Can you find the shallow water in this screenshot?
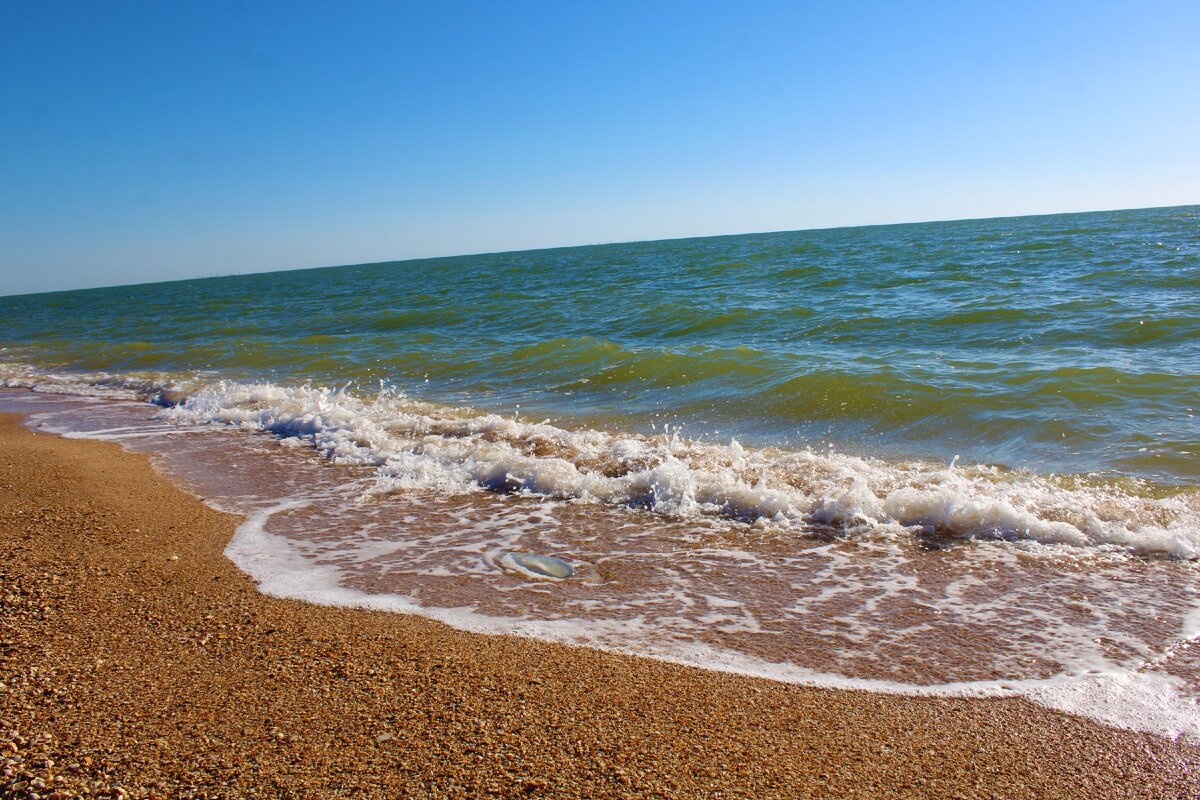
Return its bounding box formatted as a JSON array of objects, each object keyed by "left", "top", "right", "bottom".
[{"left": 2, "top": 205, "right": 1199, "bottom": 738}]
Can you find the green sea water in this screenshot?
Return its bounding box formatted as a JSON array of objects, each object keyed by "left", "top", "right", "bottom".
[
  {"left": 2, "top": 204, "right": 1198, "bottom": 483},
  {"left": 5, "top": 207, "right": 1200, "bottom": 736}
]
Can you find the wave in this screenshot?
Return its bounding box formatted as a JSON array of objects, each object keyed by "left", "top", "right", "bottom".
[{"left": 4, "top": 362, "right": 1197, "bottom": 559}]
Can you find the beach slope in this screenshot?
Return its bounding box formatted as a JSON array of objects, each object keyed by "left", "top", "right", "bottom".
[{"left": 1, "top": 414, "right": 1197, "bottom": 799}]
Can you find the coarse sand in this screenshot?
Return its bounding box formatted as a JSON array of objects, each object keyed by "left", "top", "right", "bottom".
[{"left": 1, "top": 414, "right": 1197, "bottom": 799}]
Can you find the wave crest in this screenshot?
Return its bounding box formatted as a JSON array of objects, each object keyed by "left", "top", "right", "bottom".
[{"left": 157, "top": 379, "right": 1200, "bottom": 559}]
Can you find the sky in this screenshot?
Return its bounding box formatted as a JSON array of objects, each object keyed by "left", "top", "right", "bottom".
[{"left": 1, "top": 1, "right": 1198, "bottom": 296}]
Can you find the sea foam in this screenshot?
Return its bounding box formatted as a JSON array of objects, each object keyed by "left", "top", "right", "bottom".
[
  {"left": 152, "top": 378, "right": 1200, "bottom": 559},
  {"left": 223, "top": 499, "right": 1200, "bottom": 741},
  {"left": 5, "top": 363, "right": 1198, "bottom": 559}
]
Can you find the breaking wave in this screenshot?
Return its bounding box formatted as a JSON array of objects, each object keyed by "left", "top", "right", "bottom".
[{"left": 7, "top": 363, "right": 1194, "bottom": 559}]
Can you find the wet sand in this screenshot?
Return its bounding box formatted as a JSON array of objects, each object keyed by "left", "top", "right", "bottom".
[{"left": 1, "top": 414, "right": 1197, "bottom": 799}]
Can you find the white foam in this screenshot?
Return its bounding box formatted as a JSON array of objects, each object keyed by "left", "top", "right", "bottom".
[
  {"left": 148, "top": 378, "right": 1200, "bottom": 559},
  {"left": 1023, "top": 671, "right": 1199, "bottom": 740},
  {"left": 8, "top": 363, "right": 1198, "bottom": 557},
  {"left": 226, "top": 502, "right": 1200, "bottom": 740},
  {"left": 0, "top": 362, "right": 188, "bottom": 402}
]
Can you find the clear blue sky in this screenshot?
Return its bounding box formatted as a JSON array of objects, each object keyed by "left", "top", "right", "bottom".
[{"left": 2, "top": 1, "right": 1198, "bottom": 295}]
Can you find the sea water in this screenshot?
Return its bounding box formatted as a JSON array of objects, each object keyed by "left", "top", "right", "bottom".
[{"left": 2, "top": 205, "right": 1198, "bottom": 737}]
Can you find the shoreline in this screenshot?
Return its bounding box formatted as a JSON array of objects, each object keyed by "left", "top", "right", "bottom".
[{"left": 2, "top": 413, "right": 1198, "bottom": 799}]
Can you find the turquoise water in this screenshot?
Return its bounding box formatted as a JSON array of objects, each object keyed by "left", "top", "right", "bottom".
[{"left": 3, "top": 205, "right": 1198, "bottom": 483}]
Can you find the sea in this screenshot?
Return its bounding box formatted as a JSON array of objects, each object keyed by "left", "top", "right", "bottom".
[{"left": 2, "top": 205, "right": 1198, "bottom": 738}]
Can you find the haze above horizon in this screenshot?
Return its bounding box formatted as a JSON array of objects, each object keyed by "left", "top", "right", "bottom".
[{"left": 2, "top": 1, "right": 1198, "bottom": 296}]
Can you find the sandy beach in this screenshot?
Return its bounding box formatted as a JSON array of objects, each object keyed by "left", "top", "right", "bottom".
[{"left": 1, "top": 413, "right": 1197, "bottom": 799}]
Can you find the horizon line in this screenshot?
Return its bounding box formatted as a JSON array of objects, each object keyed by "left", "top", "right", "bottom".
[{"left": 2, "top": 201, "right": 1195, "bottom": 300}]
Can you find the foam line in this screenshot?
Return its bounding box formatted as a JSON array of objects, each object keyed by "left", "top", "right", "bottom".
[
  {"left": 154, "top": 378, "right": 1199, "bottom": 559},
  {"left": 228, "top": 503, "right": 1200, "bottom": 741}
]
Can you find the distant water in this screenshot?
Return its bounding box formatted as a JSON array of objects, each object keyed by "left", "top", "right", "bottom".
[
  {"left": 4, "top": 206, "right": 1199, "bottom": 482},
  {"left": 2, "top": 205, "right": 1199, "bottom": 738}
]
